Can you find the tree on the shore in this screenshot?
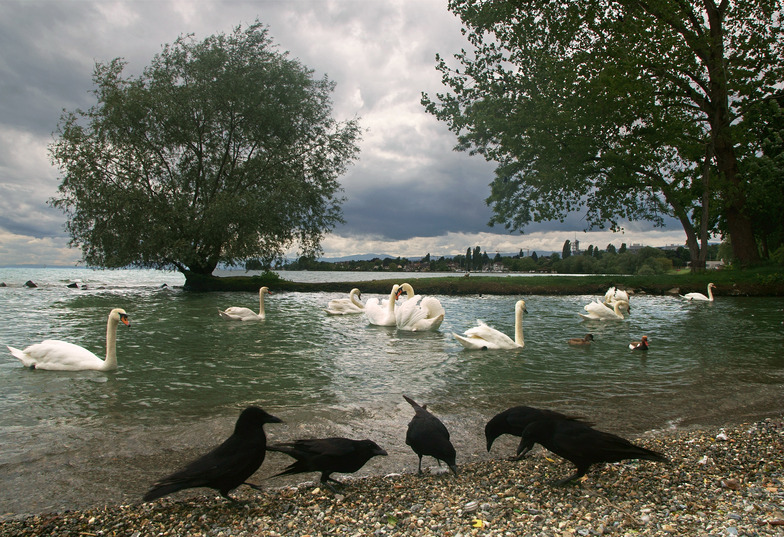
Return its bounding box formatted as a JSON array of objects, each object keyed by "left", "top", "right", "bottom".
[
  {"left": 49, "top": 22, "right": 361, "bottom": 276},
  {"left": 423, "top": 0, "right": 784, "bottom": 269}
]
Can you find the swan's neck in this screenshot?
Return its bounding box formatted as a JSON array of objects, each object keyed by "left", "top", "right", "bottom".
[
  {"left": 514, "top": 307, "right": 524, "bottom": 346},
  {"left": 402, "top": 284, "right": 415, "bottom": 300},
  {"left": 351, "top": 290, "right": 363, "bottom": 308},
  {"left": 103, "top": 317, "right": 119, "bottom": 370},
  {"left": 387, "top": 288, "right": 397, "bottom": 313},
  {"left": 259, "top": 291, "right": 266, "bottom": 316}
]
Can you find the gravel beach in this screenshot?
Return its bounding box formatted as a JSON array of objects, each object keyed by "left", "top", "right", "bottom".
[{"left": 1, "top": 417, "right": 782, "bottom": 537}]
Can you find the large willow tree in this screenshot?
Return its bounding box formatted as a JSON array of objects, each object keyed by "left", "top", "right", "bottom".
[
  {"left": 423, "top": 0, "right": 784, "bottom": 268},
  {"left": 50, "top": 22, "right": 361, "bottom": 276}
]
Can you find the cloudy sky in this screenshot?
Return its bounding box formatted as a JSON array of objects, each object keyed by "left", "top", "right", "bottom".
[{"left": 0, "top": 0, "right": 688, "bottom": 266}]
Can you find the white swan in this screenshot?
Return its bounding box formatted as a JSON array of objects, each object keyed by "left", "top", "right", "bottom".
[
  {"left": 325, "top": 288, "right": 364, "bottom": 315},
  {"left": 453, "top": 299, "right": 527, "bottom": 350},
  {"left": 218, "top": 287, "right": 271, "bottom": 321},
  {"left": 681, "top": 283, "right": 716, "bottom": 301},
  {"left": 579, "top": 299, "right": 629, "bottom": 320},
  {"left": 364, "top": 284, "right": 401, "bottom": 326},
  {"left": 395, "top": 282, "right": 445, "bottom": 332},
  {"left": 603, "top": 286, "right": 629, "bottom": 305},
  {"left": 6, "top": 308, "right": 130, "bottom": 371}
]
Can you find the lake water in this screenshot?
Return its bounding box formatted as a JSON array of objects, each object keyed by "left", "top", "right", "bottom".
[{"left": 0, "top": 267, "right": 782, "bottom": 515}]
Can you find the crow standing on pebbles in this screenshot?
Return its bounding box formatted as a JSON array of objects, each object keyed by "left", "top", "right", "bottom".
[
  {"left": 403, "top": 395, "right": 458, "bottom": 475},
  {"left": 267, "top": 437, "right": 387, "bottom": 491},
  {"left": 143, "top": 406, "right": 282, "bottom": 502},
  {"left": 520, "top": 418, "right": 667, "bottom": 485},
  {"left": 484, "top": 405, "right": 591, "bottom": 460}
]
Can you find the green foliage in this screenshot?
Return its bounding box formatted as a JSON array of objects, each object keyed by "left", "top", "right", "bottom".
[
  {"left": 424, "top": 0, "right": 784, "bottom": 267},
  {"left": 49, "top": 22, "right": 361, "bottom": 275}
]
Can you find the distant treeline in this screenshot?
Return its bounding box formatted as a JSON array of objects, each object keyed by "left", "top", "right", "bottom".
[{"left": 251, "top": 242, "right": 725, "bottom": 275}]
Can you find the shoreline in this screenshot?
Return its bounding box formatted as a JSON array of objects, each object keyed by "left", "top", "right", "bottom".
[
  {"left": 182, "top": 271, "right": 784, "bottom": 296},
  {"left": 2, "top": 416, "right": 782, "bottom": 536}
]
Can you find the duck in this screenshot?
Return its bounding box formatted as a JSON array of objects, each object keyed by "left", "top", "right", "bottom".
[
  {"left": 453, "top": 299, "right": 526, "bottom": 350},
  {"left": 568, "top": 334, "right": 594, "bottom": 346},
  {"left": 6, "top": 308, "right": 130, "bottom": 371},
  {"left": 325, "top": 288, "right": 364, "bottom": 315},
  {"left": 218, "top": 287, "right": 271, "bottom": 321},
  {"left": 629, "top": 335, "right": 649, "bottom": 351},
  {"left": 579, "top": 299, "right": 629, "bottom": 320},
  {"left": 395, "top": 283, "right": 445, "bottom": 332},
  {"left": 364, "top": 284, "right": 402, "bottom": 326},
  {"left": 681, "top": 283, "right": 716, "bottom": 301}
]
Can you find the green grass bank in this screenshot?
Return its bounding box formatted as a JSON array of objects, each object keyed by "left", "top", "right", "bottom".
[{"left": 183, "top": 265, "right": 784, "bottom": 296}]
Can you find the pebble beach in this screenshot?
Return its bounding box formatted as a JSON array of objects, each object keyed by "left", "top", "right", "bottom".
[{"left": 1, "top": 417, "right": 782, "bottom": 537}]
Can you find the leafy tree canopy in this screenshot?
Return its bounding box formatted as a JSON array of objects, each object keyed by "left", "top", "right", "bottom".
[
  {"left": 423, "top": 0, "right": 784, "bottom": 268},
  {"left": 50, "top": 22, "right": 361, "bottom": 275}
]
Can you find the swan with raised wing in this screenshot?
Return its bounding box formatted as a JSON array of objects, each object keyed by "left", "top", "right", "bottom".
[
  {"left": 395, "top": 282, "right": 445, "bottom": 332},
  {"left": 6, "top": 308, "right": 130, "bottom": 371},
  {"left": 603, "top": 286, "right": 629, "bottom": 305},
  {"left": 681, "top": 283, "right": 716, "bottom": 302},
  {"left": 579, "top": 299, "right": 629, "bottom": 320},
  {"left": 365, "top": 284, "right": 402, "bottom": 326},
  {"left": 218, "top": 287, "right": 271, "bottom": 321},
  {"left": 453, "top": 299, "right": 526, "bottom": 350},
  {"left": 325, "top": 288, "right": 364, "bottom": 315}
]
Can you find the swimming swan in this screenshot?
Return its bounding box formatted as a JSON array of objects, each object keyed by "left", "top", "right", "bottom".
[
  {"left": 218, "top": 287, "right": 271, "bottom": 321},
  {"left": 681, "top": 283, "right": 716, "bottom": 302},
  {"left": 325, "top": 288, "right": 364, "bottom": 315},
  {"left": 6, "top": 308, "right": 130, "bottom": 371},
  {"left": 395, "top": 283, "right": 445, "bottom": 332},
  {"left": 579, "top": 299, "right": 629, "bottom": 321},
  {"left": 453, "top": 300, "right": 526, "bottom": 350},
  {"left": 365, "top": 284, "right": 401, "bottom": 326}
]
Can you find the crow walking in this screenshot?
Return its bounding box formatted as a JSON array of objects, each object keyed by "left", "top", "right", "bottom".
[
  {"left": 403, "top": 395, "right": 457, "bottom": 475},
  {"left": 485, "top": 405, "right": 590, "bottom": 459},
  {"left": 143, "top": 406, "right": 282, "bottom": 501},
  {"left": 521, "top": 418, "right": 667, "bottom": 485},
  {"left": 267, "top": 437, "right": 387, "bottom": 491}
]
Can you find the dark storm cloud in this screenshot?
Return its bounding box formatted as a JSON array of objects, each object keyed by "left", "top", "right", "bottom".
[{"left": 0, "top": 1, "right": 686, "bottom": 264}]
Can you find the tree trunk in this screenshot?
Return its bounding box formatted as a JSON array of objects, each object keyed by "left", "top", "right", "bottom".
[{"left": 706, "top": 3, "right": 760, "bottom": 266}]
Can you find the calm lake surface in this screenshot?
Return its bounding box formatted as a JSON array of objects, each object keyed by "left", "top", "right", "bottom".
[{"left": 1, "top": 267, "right": 782, "bottom": 515}]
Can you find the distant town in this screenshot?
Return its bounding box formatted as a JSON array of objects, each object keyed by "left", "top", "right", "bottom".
[{"left": 258, "top": 240, "right": 725, "bottom": 275}]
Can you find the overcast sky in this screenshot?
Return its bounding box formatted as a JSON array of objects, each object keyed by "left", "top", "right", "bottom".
[{"left": 0, "top": 0, "right": 688, "bottom": 266}]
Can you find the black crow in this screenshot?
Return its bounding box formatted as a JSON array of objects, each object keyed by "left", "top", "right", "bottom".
[
  {"left": 403, "top": 395, "right": 457, "bottom": 475},
  {"left": 485, "top": 405, "right": 590, "bottom": 460},
  {"left": 267, "top": 437, "right": 387, "bottom": 491},
  {"left": 521, "top": 419, "right": 668, "bottom": 485},
  {"left": 143, "top": 406, "right": 282, "bottom": 501}
]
